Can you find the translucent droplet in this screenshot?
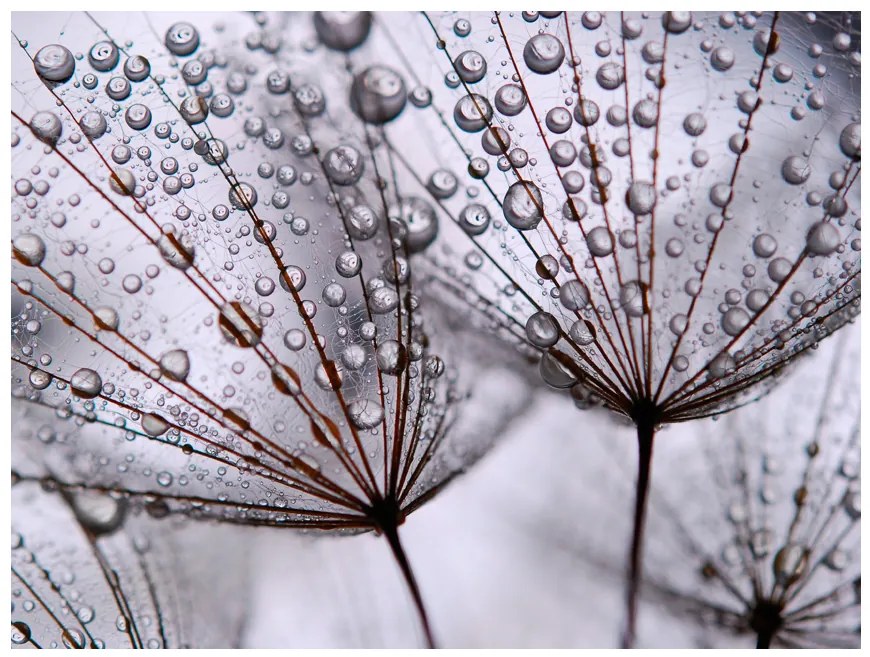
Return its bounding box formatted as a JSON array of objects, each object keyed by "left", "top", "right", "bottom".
[
  {"left": 12, "top": 233, "right": 46, "bottom": 267},
  {"left": 70, "top": 368, "right": 102, "bottom": 399},
  {"left": 494, "top": 84, "right": 526, "bottom": 116},
  {"left": 773, "top": 543, "right": 809, "bottom": 586},
  {"left": 110, "top": 168, "right": 136, "bottom": 196},
  {"left": 348, "top": 399, "right": 384, "bottom": 429},
  {"left": 539, "top": 352, "right": 577, "bottom": 389},
  {"left": 347, "top": 205, "right": 380, "bottom": 240},
  {"left": 376, "top": 340, "right": 408, "bottom": 375},
  {"left": 619, "top": 280, "right": 648, "bottom": 317},
  {"left": 626, "top": 181, "right": 656, "bottom": 215},
  {"left": 839, "top": 122, "right": 860, "bottom": 159},
  {"left": 34, "top": 44, "right": 75, "bottom": 82},
  {"left": 272, "top": 363, "right": 302, "bottom": 396},
  {"left": 559, "top": 280, "right": 590, "bottom": 310},
  {"left": 525, "top": 311, "right": 560, "bottom": 348},
  {"left": 350, "top": 65, "right": 407, "bottom": 124},
  {"left": 324, "top": 145, "right": 364, "bottom": 186},
  {"left": 586, "top": 226, "right": 615, "bottom": 257},
  {"left": 426, "top": 169, "right": 458, "bottom": 199},
  {"left": 781, "top": 156, "right": 811, "bottom": 185},
  {"left": 454, "top": 50, "right": 487, "bottom": 83},
  {"left": 313, "top": 11, "right": 372, "bottom": 51},
  {"left": 94, "top": 306, "right": 119, "bottom": 331},
  {"left": 806, "top": 222, "right": 840, "bottom": 256},
  {"left": 142, "top": 412, "right": 170, "bottom": 437},
  {"left": 165, "top": 22, "right": 200, "bottom": 56},
  {"left": 29, "top": 111, "right": 62, "bottom": 144},
  {"left": 79, "top": 111, "right": 108, "bottom": 139},
  {"left": 503, "top": 181, "right": 543, "bottom": 230},
  {"left": 394, "top": 197, "right": 438, "bottom": 253},
  {"left": 710, "top": 46, "right": 735, "bottom": 71},
  {"left": 159, "top": 349, "right": 190, "bottom": 382},
  {"left": 218, "top": 302, "right": 263, "bottom": 348},
  {"left": 721, "top": 307, "right": 750, "bottom": 336},
  {"left": 157, "top": 231, "right": 195, "bottom": 269},
  {"left": 523, "top": 34, "right": 565, "bottom": 74},
  {"left": 179, "top": 95, "right": 209, "bottom": 125},
  {"left": 753, "top": 233, "right": 777, "bottom": 258},
  {"left": 453, "top": 94, "right": 493, "bottom": 132}
]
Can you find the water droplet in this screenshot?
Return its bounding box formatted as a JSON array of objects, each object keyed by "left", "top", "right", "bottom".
[
  {"left": 350, "top": 65, "right": 407, "bottom": 124},
  {"left": 559, "top": 280, "right": 590, "bottom": 310},
  {"left": 626, "top": 181, "right": 656, "bottom": 215},
  {"left": 525, "top": 311, "right": 560, "bottom": 348},
  {"left": 619, "top": 280, "right": 648, "bottom": 317},
  {"left": 458, "top": 203, "right": 491, "bottom": 236},
  {"left": 324, "top": 145, "right": 364, "bottom": 186},
  {"left": 12, "top": 233, "right": 46, "bottom": 267},
  {"left": 142, "top": 412, "right": 170, "bottom": 437},
  {"left": 454, "top": 93, "right": 493, "bottom": 132},
  {"left": 394, "top": 197, "right": 438, "bottom": 253},
  {"left": 586, "top": 226, "right": 615, "bottom": 257},
  {"left": 313, "top": 11, "right": 372, "bottom": 51},
  {"left": 494, "top": 84, "right": 526, "bottom": 116},
  {"left": 781, "top": 156, "right": 811, "bottom": 185},
  {"left": 773, "top": 543, "right": 809, "bottom": 586},
  {"left": 523, "top": 33, "right": 565, "bottom": 74},
  {"left": 159, "top": 349, "right": 190, "bottom": 382},
  {"left": 218, "top": 302, "right": 263, "bottom": 348},
  {"left": 721, "top": 307, "right": 750, "bottom": 336},
  {"left": 710, "top": 46, "right": 735, "bottom": 71},
  {"left": 165, "top": 22, "right": 200, "bottom": 56},
  {"left": 29, "top": 111, "right": 62, "bottom": 144},
  {"left": 753, "top": 233, "right": 778, "bottom": 258},
  {"left": 503, "top": 181, "right": 543, "bottom": 230},
  {"left": 70, "top": 368, "right": 102, "bottom": 399},
  {"left": 33, "top": 44, "right": 75, "bottom": 82},
  {"left": 454, "top": 50, "right": 487, "bottom": 83},
  {"left": 806, "top": 222, "right": 840, "bottom": 256},
  {"left": 376, "top": 340, "right": 408, "bottom": 375},
  {"left": 348, "top": 398, "right": 384, "bottom": 429},
  {"left": 839, "top": 122, "right": 860, "bottom": 159}
]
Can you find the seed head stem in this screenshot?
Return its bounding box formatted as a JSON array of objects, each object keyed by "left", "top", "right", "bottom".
[
  {"left": 622, "top": 415, "right": 656, "bottom": 648},
  {"left": 382, "top": 522, "right": 437, "bottom": 649},
  {"left": 756, "top": 628, "right": 774, "bottom": 649}
]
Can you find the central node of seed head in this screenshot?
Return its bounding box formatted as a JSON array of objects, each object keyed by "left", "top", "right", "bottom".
[
  {"left": 749, "top": 599, "right": 783, "bottom": 638},
  {"left": 629, "top": 398, "right": 660, "bottom": 430},
  {"left": 367, "top": 495, "right": 405, "bottom": 532}
]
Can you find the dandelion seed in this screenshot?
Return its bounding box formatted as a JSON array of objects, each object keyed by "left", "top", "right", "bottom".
[
  {"left": 373, "top": 10, "right": 860, "bottom": 645},
  {"left": 11, "top": 11, "right": 527, "bottom": 648},
  {"left": 515, "top": 326, "right": 859, "bottom": 647},
  {"left": 11, "top": 479, "right": 249, "bottom": 648}
]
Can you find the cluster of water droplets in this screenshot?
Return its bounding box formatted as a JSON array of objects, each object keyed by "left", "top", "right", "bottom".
[
  {"left": 10, "top": 11, "right": 489, "bottom": 565},
  {"left": 367, "top": 10, "right": 862, "bottom": 419}
]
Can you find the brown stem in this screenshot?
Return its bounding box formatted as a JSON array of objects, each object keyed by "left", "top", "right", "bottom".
[
  {"left": 622, "top": 416, "right": 656, "bottom": 648},
  {"left": 756, "top": 628, "right": 774, "bottom": 649},
  {"left": 382, "top": 523, "right": 436, "bottom": 649}
]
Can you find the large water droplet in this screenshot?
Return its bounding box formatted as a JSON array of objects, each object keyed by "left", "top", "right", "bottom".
[
  {"left": 525, "top": 311, "right": 560, "bottom": 348},
  {"left": 348, "top": 399, "right": 384, "bottom": 429},
  {"left": 503, "top": 181, "right": 543, "bottom": 230},
  {"left": 523, "top": 34, "right": 565, "bottom": 74},
  {"left": 33, "top": 44, "right": 75, "bottom": 82},
  {"left": 313, "top": 11, "right": 372, "bottom": 51},
  {"left": 218, "top": 302, "right": 263, "bottom": 348},
  {"left": 70, "top": 368, "right": 102, "bottom": 399},
  {"left": 350, "top": 65, "right": 407, "bottom": 124},
  {"left": 806, "top": 221, "right": 840, "bottom": 256},
  {"left": 159, "top": 349, "right": 190, "bottom": 382},
  {"left": 12, "top": 233, "right": 46, "bottom": 267}
]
